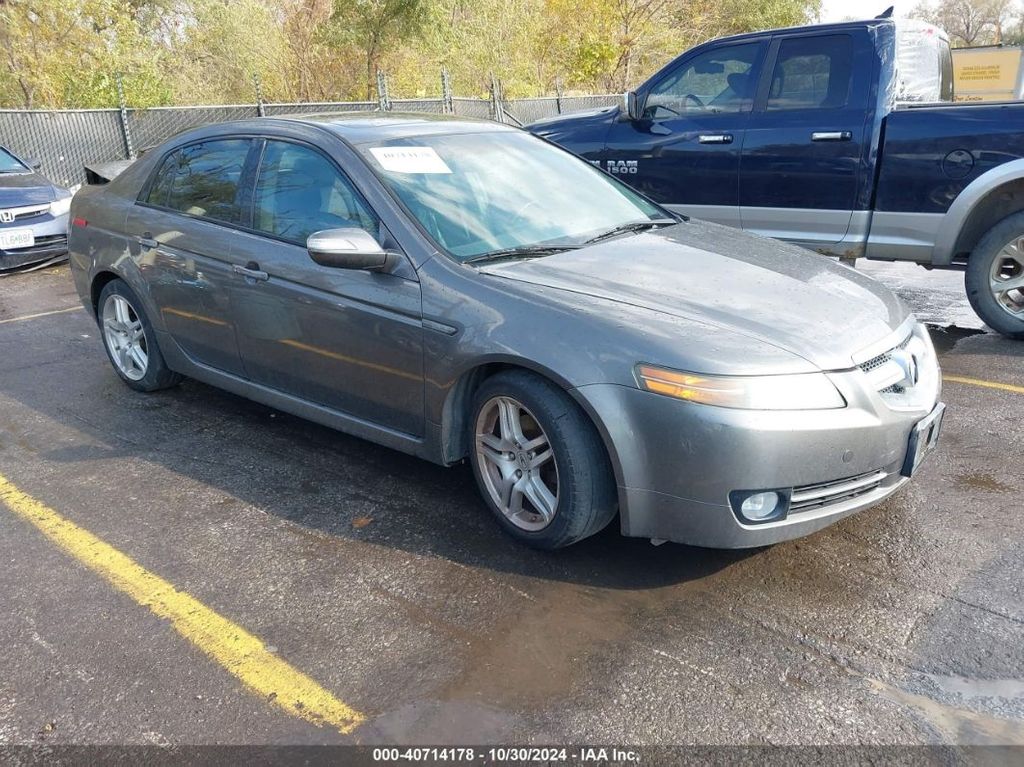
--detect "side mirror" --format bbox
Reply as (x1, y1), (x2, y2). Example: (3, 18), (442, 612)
(307, 228), (388, 271)
(27, 158), (42, 171)
(623, 91), (642, 121)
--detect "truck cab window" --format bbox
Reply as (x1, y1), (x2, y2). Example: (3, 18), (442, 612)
(767, 35), (854, 110)
(644, 42), (763, 119)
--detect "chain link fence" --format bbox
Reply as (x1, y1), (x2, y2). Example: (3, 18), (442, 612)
(0, 91), (618, 188)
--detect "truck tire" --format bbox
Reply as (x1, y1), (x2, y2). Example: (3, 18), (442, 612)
(966, 211), (1024, 340)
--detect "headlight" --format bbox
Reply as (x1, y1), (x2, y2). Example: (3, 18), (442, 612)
(49, 196), (72, 217)
(635, 364), (846, 410)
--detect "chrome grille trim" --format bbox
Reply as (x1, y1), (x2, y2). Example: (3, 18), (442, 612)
(790, 469), (889, 512)
(0, 203), (49, 222)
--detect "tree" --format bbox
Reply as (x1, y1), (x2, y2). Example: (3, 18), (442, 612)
(325, 0), (427, 100)
(913, 0), (1019, 46)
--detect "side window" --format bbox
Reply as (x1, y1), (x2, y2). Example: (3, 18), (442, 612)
(253, 141), (379, 246)
(644, 42), (763, 118)
(146, 139), (250, 222)
(144, 150), (178, 208)
(767, 35), (854, 111)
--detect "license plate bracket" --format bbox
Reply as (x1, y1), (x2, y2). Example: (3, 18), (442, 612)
(902, 403), (946, 478)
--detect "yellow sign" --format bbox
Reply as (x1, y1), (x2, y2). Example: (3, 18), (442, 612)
(952, 48), (1022, 101)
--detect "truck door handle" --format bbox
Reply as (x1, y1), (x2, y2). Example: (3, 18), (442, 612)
(811, 131), (852, 142)
(138, 233), (158, 249)
(232, 262), (269, 282)
(698, 134), (733, 144)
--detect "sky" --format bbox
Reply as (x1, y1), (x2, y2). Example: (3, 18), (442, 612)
(818, 0), (919, 22)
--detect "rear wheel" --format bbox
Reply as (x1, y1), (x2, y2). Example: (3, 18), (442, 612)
(98, 279), (182, 391)
(966, 212), (1024, 339)
(468, 370), (617, 549)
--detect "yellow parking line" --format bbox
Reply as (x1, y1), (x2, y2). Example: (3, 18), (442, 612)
(0, 306), (84, 324)
(944, 374), (1024, 395)
(0, 473), (365, 734)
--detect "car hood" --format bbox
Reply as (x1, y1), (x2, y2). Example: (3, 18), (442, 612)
(0, 172), (57, 207)
(478, 219), (909, 372)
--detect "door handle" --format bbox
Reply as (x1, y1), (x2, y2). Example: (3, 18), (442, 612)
(232, 262), (269, 282)
(811, 131), (852, 142)
(138, 233), (158, 249)
(698, 134), (733, 144)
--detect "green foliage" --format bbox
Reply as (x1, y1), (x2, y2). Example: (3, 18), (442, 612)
(0, 0), (821, 108)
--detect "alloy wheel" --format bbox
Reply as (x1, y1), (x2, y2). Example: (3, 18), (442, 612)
(990, 238), (1024, 318)
(474, 396), (559, 531)
(102, 294), (149, 381)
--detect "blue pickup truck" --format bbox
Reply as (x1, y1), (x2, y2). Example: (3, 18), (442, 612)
(528, 17), (1024, 338)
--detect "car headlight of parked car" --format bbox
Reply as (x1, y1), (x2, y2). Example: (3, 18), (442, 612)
(49, 196), (72, 217)
(635, 364), (846, 410)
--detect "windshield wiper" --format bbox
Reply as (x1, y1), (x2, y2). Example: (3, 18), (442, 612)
(583, 218), (678, 245)
(464, 245), (580, 265)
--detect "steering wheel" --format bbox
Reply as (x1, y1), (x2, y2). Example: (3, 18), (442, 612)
(514, 199), (542, 221)
(684, 93), (706, 111)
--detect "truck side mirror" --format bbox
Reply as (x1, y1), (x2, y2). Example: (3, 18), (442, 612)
(623, 91), (642, 121)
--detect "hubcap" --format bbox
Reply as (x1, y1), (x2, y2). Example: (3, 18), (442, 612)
(990, 238), (1024, 318)
(102, 294), (149, 381)
(474, 396), (559, 531)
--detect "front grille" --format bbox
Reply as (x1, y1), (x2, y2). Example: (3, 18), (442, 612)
(0, 204), (49, 223)
(790, 469), (889, 513)
(858, 334), (911, 380)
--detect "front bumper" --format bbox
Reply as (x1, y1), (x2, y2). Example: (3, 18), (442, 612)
(0, 212), (69, 271)
(575, 365), (941, 549)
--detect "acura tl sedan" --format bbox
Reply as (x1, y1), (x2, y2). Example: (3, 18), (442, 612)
(1, 145), (72, 271)
(68, 114), (944, 550)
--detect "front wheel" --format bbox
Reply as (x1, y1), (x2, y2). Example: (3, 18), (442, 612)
(965, 212), (1024, 339)
(468, 370), (617, 549)
(98, 279), (182, 391)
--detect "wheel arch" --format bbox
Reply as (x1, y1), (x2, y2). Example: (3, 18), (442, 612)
(438, 358), (627, 494)
(936, 159), (1024, 266)
(89, 270), (122, 319)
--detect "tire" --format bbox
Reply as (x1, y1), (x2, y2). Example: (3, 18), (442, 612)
(965, 211), (1024, 340)
(468, 370), (617, 549)
(97, 279), (182, 392)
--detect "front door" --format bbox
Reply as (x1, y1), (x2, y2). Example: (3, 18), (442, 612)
(739, 32), (869, 249)
(603, 40), (767, 226)
(127, 138), (253, 377)
(229, 139), (424, 436)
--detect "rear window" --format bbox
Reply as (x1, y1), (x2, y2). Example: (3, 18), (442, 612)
(144, 139), (251, 223)
(0, 147), (28, 173)
(767, 35), (854, 110)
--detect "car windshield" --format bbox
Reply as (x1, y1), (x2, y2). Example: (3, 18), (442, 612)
(0, 148), (28, 174)
(358, 131), (669, 260)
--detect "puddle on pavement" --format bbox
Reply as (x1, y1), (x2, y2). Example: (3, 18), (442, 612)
(869, 678), (1024, 745)
(956, 473), (1014, 493)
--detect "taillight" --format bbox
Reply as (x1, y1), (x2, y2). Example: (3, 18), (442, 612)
(72, 217), (88, 228)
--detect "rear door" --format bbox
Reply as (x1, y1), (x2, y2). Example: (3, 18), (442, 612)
(739, 31), (872, 249)
(126, 138), (253, 376)
(228, 138), (424, 436)
(602, 40), (767, 226)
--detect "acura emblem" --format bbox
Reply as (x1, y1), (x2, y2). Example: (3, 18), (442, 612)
(0, 210), (13, 224)
(890, 350), (920, 389)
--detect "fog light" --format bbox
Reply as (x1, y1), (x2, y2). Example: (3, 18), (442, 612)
(730, 489), (790, 524)
(742, 492), (780, 519)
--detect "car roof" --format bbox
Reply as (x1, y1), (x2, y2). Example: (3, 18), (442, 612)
(282, 112), (518, 144)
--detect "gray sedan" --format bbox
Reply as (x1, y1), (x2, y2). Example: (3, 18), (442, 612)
(68, 115), (944, 549)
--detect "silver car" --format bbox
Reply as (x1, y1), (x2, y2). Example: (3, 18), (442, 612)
(0, 145), (71, 271)
(68, 115), (944, 549)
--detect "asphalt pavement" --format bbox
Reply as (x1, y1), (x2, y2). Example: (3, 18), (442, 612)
(0, 263), (1021, 748)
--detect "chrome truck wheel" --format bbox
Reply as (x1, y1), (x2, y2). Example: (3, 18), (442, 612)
(966, 211), (1024, 340)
